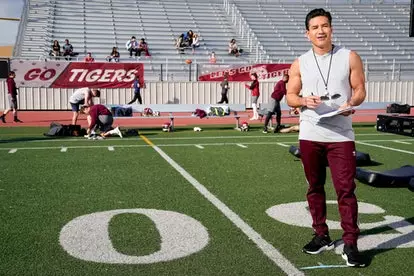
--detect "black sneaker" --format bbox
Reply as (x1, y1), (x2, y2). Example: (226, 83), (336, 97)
(0, 115), (5, 123)
(302, 234), (334, 254)
(14, 118), (23, 123)
(342, 244), (366, 267)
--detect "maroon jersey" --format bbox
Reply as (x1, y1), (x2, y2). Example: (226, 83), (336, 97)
(6, 77), (17, 98)
(271, 79), (287, 101)
(245, 80), (260, 97)
(89, 104), (111, 127)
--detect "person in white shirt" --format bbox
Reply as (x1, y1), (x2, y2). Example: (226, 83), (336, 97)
(126, 36), (139, 58)
(69, 87), (100, 125)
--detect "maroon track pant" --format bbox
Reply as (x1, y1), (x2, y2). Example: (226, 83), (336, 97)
(299, 140), (360, 245)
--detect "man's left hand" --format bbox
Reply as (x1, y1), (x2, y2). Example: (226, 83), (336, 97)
(339, 102), (355, 116)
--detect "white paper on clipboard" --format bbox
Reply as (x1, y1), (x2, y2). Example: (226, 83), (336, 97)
(316, 107), (354, 119)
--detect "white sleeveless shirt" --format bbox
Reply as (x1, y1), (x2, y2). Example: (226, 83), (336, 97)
(69, 87), (89, 104)
(298, 46), (354, 142)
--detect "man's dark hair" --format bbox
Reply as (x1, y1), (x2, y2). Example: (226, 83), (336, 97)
(9, 71), (15, 77)
(305, 8), (332, 30)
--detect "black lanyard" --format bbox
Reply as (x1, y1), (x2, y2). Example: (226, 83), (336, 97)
(312, 45), (334, 91)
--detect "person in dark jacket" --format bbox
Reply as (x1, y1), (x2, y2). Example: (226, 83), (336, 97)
(0, 71), (22, 123)
(218, 73), (230, 104)
(263, 73), (289, 133)
(128, 75), (144, 104)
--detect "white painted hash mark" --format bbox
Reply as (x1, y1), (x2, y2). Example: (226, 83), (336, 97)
(8, 149), (17, 153)
(393, 140), (411, 145)
(108, 146), (115, 151)
(61, 147), (67, 152)
(237, 144), (248, 148)
(195, 145), (204, 149)
(151, 145), (303, 275)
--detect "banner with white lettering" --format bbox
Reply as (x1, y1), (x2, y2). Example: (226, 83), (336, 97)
(10, 60), (144, 88)
(198, 63), (291, 82)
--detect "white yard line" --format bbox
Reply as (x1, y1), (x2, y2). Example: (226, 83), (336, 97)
(195, 145), (204, 149)
(144, 139), (302, 275)
(14, 132), (390, 143)
(108, 146), (115, 151)
(276, 143), (290, 148)
(393, 140), (412, 145)
(8, 149), (17, 153)
(61, 147), (67, 152)
(357, 141), (414, 155)
(1, 138), (413, 152)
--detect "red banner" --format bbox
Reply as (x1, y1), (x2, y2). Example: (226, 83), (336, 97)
(51, 62), (144, 88)
(198, 63), (291, 82)
(10, 60), (144, 88)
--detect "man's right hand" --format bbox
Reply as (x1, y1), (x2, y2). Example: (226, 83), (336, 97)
(301, 96), (321, 109)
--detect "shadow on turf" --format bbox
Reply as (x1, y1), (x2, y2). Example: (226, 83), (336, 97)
(359, 217), (414, 263)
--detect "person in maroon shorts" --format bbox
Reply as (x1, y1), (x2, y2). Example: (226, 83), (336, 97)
(0, 71), (22, 123)
(286, 8), (367, 267)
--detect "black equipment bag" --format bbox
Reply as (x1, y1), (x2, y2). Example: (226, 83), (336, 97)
(386, 103), (411, 114)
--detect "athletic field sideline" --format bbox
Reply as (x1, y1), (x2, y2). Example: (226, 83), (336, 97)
(0, 125), (413, 276)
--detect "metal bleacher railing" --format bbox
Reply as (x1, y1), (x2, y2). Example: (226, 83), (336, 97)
(12, 0), (30, 57)
(12, 0), (414, 81)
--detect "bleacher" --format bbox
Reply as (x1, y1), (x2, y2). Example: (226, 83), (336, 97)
(13, 0), (414, 81)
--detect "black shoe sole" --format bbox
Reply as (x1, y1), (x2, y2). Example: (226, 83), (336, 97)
(342, 252), (366, 267)
(302, 243), (334, 255)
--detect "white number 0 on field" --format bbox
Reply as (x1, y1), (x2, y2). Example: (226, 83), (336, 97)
(60, 202), (414, 264)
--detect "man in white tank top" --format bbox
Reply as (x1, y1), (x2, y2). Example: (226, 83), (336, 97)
(286, 8), (367, 267)
(69, 87), (100, 125)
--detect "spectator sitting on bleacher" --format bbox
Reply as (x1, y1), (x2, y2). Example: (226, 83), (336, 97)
(175, 34), (186, 54)
(126, 36), (139, 58)
(228, 39), (241, 57)
(84, 52), (95, 63)
(191, 34), (200, 54)
(138, 38), (151, 57)
(106, 47), (120, 62)
(50, 40), (61, 58)
(186, 30), (194, 46)
(62, 39), (78, 61)
(209, 51), (217, 64)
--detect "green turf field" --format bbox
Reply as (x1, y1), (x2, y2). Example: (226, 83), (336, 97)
(1, 125), (413, 275)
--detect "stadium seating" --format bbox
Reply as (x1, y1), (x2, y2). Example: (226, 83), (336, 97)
(15, 0), (414, 81)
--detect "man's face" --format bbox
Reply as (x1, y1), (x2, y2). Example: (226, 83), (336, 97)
(65, 40), (69, 44)
(283, 75), (289, 82)
(306, 16), (332, 49)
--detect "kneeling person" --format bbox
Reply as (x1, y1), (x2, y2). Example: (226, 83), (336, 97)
(81, 104), (123, 138)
